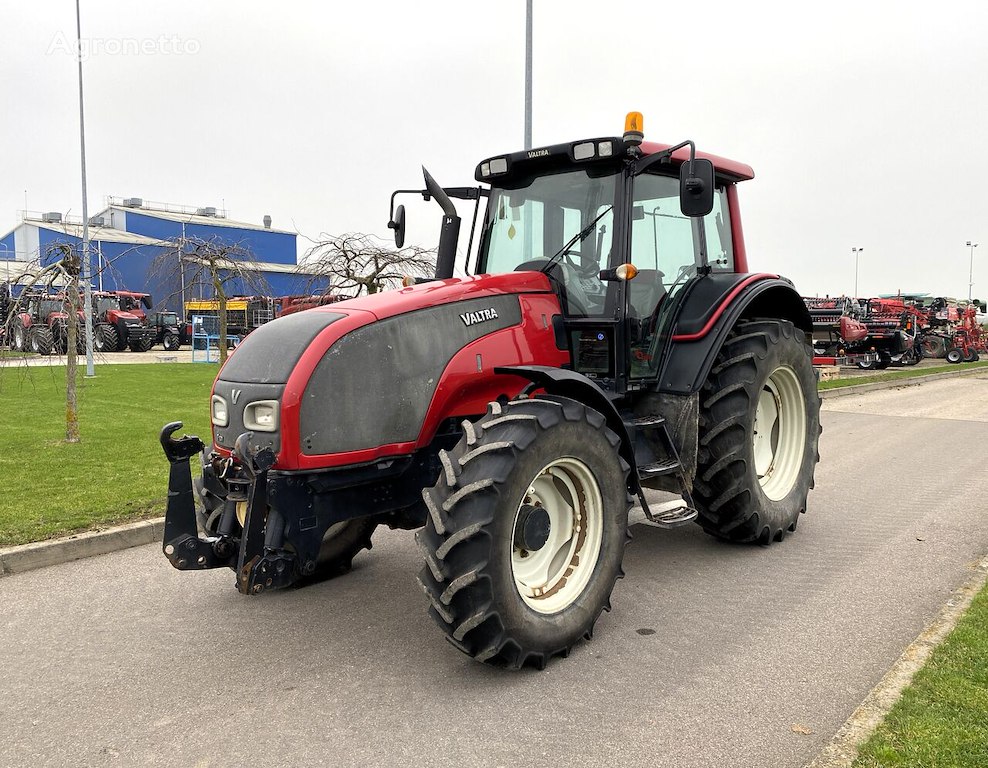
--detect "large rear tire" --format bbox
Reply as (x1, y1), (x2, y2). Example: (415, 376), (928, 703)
(162, 331), (179, 351)
(417, 397), (630, 669)
(693, 319), (820, 544)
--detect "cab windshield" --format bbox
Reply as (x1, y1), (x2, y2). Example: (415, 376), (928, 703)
(477, 167), (619, 317)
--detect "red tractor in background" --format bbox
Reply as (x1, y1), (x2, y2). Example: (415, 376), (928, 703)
(92, 291), (157, 352)
(161, 114), (821, 668)
(6, 289), (86, 355)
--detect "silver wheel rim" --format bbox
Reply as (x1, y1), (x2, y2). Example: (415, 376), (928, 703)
(511, 457), (604, 615)
(752, 365), (806, 501)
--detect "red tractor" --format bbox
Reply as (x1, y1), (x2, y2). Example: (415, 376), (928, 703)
(7, 289), (86, 355)
(161, 115), (821, 668)
(92, 291), (157, 352)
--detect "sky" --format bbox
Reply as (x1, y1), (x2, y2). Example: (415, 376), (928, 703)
(1, 0), (987, 300)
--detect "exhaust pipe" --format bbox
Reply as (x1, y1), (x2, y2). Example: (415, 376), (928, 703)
(422, 166), (460, 280)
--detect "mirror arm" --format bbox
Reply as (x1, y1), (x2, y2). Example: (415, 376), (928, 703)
(632, 139), (696, 177)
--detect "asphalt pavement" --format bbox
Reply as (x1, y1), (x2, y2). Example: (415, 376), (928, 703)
(1, 372), (986, 768)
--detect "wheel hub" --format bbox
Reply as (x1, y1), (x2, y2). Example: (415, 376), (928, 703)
(514, 504), (551, 551)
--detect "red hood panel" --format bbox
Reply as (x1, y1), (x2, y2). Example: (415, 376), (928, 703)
(315, 272), (554, 322)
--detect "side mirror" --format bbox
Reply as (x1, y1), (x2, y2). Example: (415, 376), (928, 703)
(388, 204), (406, 248)
(679, 158), (715, 217)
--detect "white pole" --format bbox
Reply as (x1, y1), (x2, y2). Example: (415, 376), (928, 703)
(852, 246), (863, 298)
(76, 0), (95, 376)
(524, 0), (532, 150)
(966, 241), (978, 303)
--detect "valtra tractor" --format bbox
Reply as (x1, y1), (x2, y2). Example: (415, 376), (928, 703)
(161, 114), (821, 668)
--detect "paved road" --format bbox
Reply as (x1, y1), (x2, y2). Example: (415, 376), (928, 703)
(2, 374), (987, 768)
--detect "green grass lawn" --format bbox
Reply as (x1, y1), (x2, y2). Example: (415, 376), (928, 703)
(0, 363), (216, 546)
(0, 358), (984, 547)
(853, 581), (988, 767)
(820, 360), (988, 390)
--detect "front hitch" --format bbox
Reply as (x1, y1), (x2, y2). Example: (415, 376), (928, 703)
(160, 422), (231, 570)
(159, 423), (300, 594)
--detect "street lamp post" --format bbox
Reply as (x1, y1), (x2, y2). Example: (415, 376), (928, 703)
(966, 241), (978, 302)
(852, 246), (864, 298)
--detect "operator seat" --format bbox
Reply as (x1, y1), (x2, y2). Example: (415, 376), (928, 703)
(628, 268), (666, 340)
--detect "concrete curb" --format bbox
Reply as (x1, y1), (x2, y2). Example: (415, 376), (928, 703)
(0, 517), (164, 578)
(805, 552), (988, 767)
(819, 365), (986, 399)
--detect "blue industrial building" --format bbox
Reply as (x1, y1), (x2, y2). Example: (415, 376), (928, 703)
(0, 197), (328, 312)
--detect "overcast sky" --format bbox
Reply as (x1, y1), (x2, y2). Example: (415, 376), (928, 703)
(2, 0), (987, 300)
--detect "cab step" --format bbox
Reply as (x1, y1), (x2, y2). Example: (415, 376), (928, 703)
(639, 505), (698, 529)
(639, 458), (681, 478)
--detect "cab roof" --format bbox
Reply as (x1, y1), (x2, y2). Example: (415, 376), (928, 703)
(476, 137), (754, 185)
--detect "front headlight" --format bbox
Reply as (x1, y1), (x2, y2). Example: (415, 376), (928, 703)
(211, 395), (229, 427)
(243, 400), (279, 432)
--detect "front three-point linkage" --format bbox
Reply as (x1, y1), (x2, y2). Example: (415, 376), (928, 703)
(159, 421), (227, 571)
(228, 432), (297, 595)
(160, 423), (296, 595)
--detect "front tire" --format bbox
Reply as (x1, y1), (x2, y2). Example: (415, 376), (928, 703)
(30, 326), (54, 356)
(946, 348), (963, 364)
(303, 518), (378, 581)
(129, 336), (154, 352)
(94, 325), (118, 353)
(417, 397), (630, 669)
(693, 319), (821, 544)
(12, 321), (27, 352)
(162, 331), (179, 351)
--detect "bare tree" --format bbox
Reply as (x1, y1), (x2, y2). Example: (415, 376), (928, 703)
(1, 243), (84, 441)
(149, 235), (269, 364)
(301, 233), (436, 296)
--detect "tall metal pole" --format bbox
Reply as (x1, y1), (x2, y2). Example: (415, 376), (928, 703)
(966, 241), (978, 302)
(76, 0), (95, 376)
(852, 246), (863, 298)
(524, 0), (532, 150)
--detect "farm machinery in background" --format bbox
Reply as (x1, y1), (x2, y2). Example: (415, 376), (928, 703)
(802, 294), (985, 369)
(182, 294), (344, 344)
(944, 304), (985, 362)
(91, 291), (158, 353)
(183, 296), (276, 339)
(3, 288), (87, 355)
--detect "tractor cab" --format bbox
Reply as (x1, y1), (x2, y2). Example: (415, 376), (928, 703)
(391, 113), (753, 396)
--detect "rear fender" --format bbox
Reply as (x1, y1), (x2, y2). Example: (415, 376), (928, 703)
(658, 276), (812, 395)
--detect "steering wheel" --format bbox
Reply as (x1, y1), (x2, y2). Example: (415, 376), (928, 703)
(560, 249), (599, 279)
(553, 259), (594, 316)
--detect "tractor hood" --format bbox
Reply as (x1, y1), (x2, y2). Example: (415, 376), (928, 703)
(107, 309), (143, 325)
(211, 272), (566, 469)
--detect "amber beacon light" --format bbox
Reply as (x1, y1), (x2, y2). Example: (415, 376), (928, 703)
(624, 111), (644, 145)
